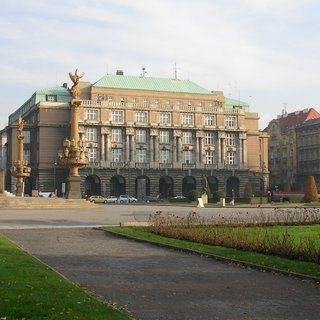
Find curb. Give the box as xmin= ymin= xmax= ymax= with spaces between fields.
xmin=104 ymin=228 xmax=320 ymax=285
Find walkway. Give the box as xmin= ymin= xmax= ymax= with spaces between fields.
xmin=2 ymin=227 xmax=319 ymax=320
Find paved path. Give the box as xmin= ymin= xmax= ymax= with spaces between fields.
xmin=0 ymin=204 xmax=310 ymax=229
xmin=2 ymin=227 xmax=319 ymax=320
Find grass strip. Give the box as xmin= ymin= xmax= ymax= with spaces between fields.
xmin=0 ymin=235 xmax=131 ymax=320
xmin=103 ymin=227 xmax=320 ymax=280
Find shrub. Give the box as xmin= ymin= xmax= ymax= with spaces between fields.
xmin=188 ymin=190 xmax=201 ymax=201
xmin=304 ymin=176 xmax=318 ymax=202
xmin=243 ymin=181 xmax=253 ymax=199
xmin=211 ymin=190 xmax=226 ymax=202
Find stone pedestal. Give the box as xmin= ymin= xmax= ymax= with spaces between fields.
xmin=66 ymin=175 xmax=81 ymax=199
xmin=201 ymin=194 xmax=208 ymax=204
xmin=16 ymin=181 xmax=24 ymax=197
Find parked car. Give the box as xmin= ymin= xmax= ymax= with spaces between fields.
xmin=118 ymin=195 xmax=130 ymax=203
xmin=106 ymin=196 xmax=118 ymax=203
xmin=128 ymin=195 xmax=138 ymax=203
xmin=87 ymin=195 xmax=108 ymax=203
xmin=118 ymin=195 xmax=138 ymax=203
xmin=170 ymin=195 xmax=188 ymax=201
xmin=142 ymin=195 xmax=161 ymax=202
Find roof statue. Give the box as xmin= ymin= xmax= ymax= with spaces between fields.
xmin=68 ymin=69 xmax=84 ymax=99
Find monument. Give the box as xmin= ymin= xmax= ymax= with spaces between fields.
xmin=11 ymin=117 xmax=31 ymax=196
xmin=58 ymin=69 xmax=88 ymax=199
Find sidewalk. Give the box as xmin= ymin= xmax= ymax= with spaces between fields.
xmin=2 ymin=227 xmax=319 ymax=320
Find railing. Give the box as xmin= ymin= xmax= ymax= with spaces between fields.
xmin=159 ymin=163 xmax=173 ymax=169
xmin=135 ymin=162 xmax=150 ymax=169
xmin=81 ymin=100 xmax=244 ymax=115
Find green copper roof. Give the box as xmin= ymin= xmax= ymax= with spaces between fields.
xmin=225 ymin=97 xmax=250 ymax=112
xmin=35 ymin=86 xmax=70 ymax=104
xmin=93 ymin=74 xmax=212 ymax=95
xmin=8 ymin=86 xmax=70 ymax=125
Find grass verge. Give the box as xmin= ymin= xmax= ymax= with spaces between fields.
xmin=0 ymin=235 xmax=131 ymax=320
xmin=103 ymin=226 xmax=320 ymax=280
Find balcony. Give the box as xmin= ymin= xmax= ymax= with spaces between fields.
xmin=159 ymin=162 xmax=173 ymax=169
xmin=135 ymin=162 xmax=150 ymax=169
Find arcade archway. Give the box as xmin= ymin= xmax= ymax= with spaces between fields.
xmin=159 ymin=176 xmax=173 ymax=199
xmin=110 ymin=175 xmax=125 ymax=197
xmin=85 ymin=175 xmax=101 ymax=196
xmin=182 ymin=176 xmax=196 ymax=197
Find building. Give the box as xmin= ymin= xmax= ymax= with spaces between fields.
xmin=296 ymin=118 xmax=320 ymax=191
xmin=265 ymin=108 xmax=320 ymax=191
xmin=5 ymin=71 xmax=269 ymax=198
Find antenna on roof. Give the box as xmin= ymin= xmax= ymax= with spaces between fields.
xmin=141 ymin=65 xmax=147 ymax=77
xmin=174 ymin=61 xmax=178 ymax=80
xmin=282 ymin=102 xmax=287 ymax=115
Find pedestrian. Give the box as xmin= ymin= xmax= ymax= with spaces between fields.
xmin=230 ymin=188 xmax=235 ymax=206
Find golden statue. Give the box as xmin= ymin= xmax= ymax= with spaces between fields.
xmin=17 ymin=116 xmax=24 ymax=139
xmin=68 ymin=69 xmax=84 ymax=99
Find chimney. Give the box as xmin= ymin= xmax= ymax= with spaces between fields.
xmin=116 ymin=70 xmax=124 ymax=76
xmin=62 ymin=83 xmax=68 ymax=88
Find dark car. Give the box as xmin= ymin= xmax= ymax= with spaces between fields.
xmin=142 ymin=195 xmax=161 ymax=202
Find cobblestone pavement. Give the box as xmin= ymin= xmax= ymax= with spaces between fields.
xmin=1 ymin=227 xmax=319 ymax=320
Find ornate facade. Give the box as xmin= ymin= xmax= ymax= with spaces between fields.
xmin=5 ymin=71 xmax=269 ymax=198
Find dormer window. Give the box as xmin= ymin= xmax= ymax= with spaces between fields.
xmin=46 ymin=95 xmax=57 ymax=102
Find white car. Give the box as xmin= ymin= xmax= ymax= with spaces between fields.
xmin=106 ymin=196 xmax=118 ymax=203
xmin=118 ymin=195 xmax=138 ymax=203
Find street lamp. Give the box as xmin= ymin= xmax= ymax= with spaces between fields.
xmin=57 ymin=69 xmax=88 ymax=199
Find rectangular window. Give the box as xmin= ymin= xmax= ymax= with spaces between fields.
xmin=136 ymin=149 xmax=147 ymax=163
xmin=112 ymin=110 xmax=123 ymax=122
xmin=108 ymin=96 xmax=113 ymax=103
xmin=205 ymin=132 xmax=214 ymax=145
xmin=143 ymin=98 xmax=149 ymax=107
xmin=86 ymin=127 xmax=98 ymax=142
xmin=112 ymin=128 xmax=122 ymax=142
xmin=182 ymin=114 xmax=193 ymax=125
xmin=136 ymin=111 xmax=147 ymax=123
xmin=86 ymin=109 xmax=98 ymax=121
xmin=204 ymin=115 xmax=214 ymax=126
xmin=88 ymin=148 xmax=97 ymax=162
xmin=226 ymin=151 xmax=235 ymax=164
xmin=111 ymin=148 xmax=122 ymax=162
xmin=183 ymin=150 xmax=193 ymax=164
xmin=205 ymin=151 xmax=214 ymax=164
xmin=136 ymin=129 xmax=147 ymax=143
xmin=23 ymin=149 xmax=31 ymax=164
xmin=160 ymin=149 xmax=170 ymax=163
xmin=160 ymin=112 xmax=171 ymax=124
xmin=226 ymin=116 xmax=236 ymax=127
xmin=159 ymin=130 xmax=170 ymax=144
xmin=226 ymin=133 xmax=236 ymax=146
xmin=183 ymin=131 xmax=193 ymax=144
xmin=23 ymin=130 xmax=31 ymax=144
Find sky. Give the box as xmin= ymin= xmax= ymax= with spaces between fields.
xmin=1 ymin=0 xmax=320 ymax=130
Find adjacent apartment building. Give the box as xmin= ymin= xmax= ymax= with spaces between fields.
xmin=265 ymin=108 xmax=320 ymax=191
xmin=296 ymin=118 xmax=320 ymax=190
xmin=5 ymin=71 xmax=269 ymax=198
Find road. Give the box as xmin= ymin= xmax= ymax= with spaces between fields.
xmin=0 ymin=204 xmax=305 ymax=229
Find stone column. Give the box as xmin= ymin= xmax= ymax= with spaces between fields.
xmin=196 ymin=131 xmax=204 ymax=168
xmin=101 ymin=133 xmax=105 ymax=161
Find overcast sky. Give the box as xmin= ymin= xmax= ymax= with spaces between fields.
xmin=1 ymin=0 xmax=320 ymax=129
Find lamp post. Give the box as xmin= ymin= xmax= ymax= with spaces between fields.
xmin=11 ymin=117 xmax=31 ymax=196
xmin=57 ymin=69 xmax=88 ymax=199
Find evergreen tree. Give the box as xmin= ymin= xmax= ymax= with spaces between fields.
xmin=304 ymin=176 xmax=318 ymax=202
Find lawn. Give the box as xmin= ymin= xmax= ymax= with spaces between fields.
xmin=103 ymin=226 xmax=320 ymax=279
xmin=0 ymin=235 xmax=131 ymax=320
